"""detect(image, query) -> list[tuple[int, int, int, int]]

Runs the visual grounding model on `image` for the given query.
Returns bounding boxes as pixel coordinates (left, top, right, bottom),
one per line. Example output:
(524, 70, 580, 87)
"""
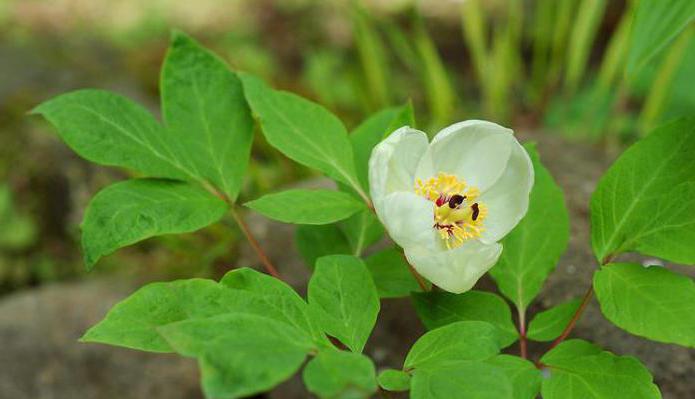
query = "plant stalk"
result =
(230, 207, 281, 279)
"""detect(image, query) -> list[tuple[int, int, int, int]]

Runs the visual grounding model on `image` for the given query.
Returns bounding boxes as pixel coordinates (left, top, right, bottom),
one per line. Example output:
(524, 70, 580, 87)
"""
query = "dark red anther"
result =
(435, 195, 447, 207)
(448, 194, 465, 208)
(471, 203, 480, 220)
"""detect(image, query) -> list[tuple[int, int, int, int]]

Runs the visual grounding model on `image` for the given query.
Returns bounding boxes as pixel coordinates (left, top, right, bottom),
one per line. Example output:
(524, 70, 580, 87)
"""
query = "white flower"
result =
(368, 120, 534, 293)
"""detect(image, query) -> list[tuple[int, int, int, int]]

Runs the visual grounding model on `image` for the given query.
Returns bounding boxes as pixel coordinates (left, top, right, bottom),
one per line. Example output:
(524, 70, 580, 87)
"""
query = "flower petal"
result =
(479, 140, 534, 244)
(368, 126, 429, 213)
(378, 191, 436, 250)
(405, 240, 503, 294)
(414, 120, 514, 192)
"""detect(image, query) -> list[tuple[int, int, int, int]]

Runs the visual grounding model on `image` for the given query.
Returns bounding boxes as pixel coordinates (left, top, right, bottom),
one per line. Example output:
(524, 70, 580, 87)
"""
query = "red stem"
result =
(230, 208, 281, 279)
(517, 307, 528, 359)
(548, 286, 594, 350)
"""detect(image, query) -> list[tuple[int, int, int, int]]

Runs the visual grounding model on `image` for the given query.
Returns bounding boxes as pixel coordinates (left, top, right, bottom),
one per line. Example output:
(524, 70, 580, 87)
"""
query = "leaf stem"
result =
(517, 307, 528, 359)
(547, 285, 593, 351)
(229, 207, 281, 279)
(399, 251, 429, 292)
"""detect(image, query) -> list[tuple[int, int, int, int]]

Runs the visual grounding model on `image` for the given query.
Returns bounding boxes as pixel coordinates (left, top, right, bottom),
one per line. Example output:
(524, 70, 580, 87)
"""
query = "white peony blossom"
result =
(368, 120, 534, 293)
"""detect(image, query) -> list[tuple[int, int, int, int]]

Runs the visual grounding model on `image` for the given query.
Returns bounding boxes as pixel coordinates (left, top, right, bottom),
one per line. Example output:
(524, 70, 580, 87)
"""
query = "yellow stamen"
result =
(414, 173, 487, 249)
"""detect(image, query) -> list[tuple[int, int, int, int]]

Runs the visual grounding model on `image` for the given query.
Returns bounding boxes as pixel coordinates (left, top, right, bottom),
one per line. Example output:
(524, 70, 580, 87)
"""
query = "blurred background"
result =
(1, 0, 694, 398)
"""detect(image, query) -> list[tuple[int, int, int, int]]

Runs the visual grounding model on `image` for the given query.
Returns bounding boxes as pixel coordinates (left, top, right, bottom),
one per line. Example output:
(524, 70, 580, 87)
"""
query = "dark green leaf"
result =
(302, 349, 377, 399)
(339, 210, 384, 256)
(377, 369, 410, 392)
(593, 262, 695, 347)
(295, 224, 352, 268)
(81, 179, 227, 268)
(159, 313, 314, 399)
(161, 31, 254, 200)
(527, 298, 582, 342)
(412, 291, 517, 348)
(541, 339, 661, 399)
(591, 118, 695, 264)
(308, 255, 380, 352)
(490, 143, 569, 310)
(240, 73, 366, 199)
(410, 361, 513, 399)
(486, 355, 541, 399)
(245, 189, 364, 225)
(365, 248, 423, 298)
(404, 321, 501, 370)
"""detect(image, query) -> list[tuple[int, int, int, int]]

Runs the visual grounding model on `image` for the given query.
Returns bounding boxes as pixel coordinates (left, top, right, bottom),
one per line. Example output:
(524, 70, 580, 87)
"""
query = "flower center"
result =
(415, 173, 487, 249)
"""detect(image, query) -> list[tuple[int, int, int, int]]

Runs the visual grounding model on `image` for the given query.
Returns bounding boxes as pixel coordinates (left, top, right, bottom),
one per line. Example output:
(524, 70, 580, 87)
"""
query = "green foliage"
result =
(591, 117, 695, 264)
(0, 184, 37, 250)
(365, 247, 423, 298)
(594, 263, 695, 348)
(541, 340, 661, 398)
(527, 298, 581, 342)
(404, 321, 501, 369)
(487, 355, 541, 399)
(627, 0, 695, 76)
(239, 73, 367, 200)
(410, 361, 513, 399)
(296, 224, 352, 268)
(81, 179, 227, 268)
(377, 369, 411, 392)
(161, 31, 254, 200)
(490, 143, 569, 311)
(308, 255, 380, 352)
(245, 189, 365, 225)
(340, 210, 384, 256)
(302, 349, 377, 399)
(412, 291, 517, 348)
(159, 313, 314, 399)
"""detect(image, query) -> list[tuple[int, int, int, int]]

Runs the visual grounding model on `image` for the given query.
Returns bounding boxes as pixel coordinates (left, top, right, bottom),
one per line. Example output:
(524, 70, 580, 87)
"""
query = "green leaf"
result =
(593, 262, 695, 347)
(308, 255, 380, 352)
(32, 89, 191, 181)
(302, 349, 377, 399)
(527, 298, 582, 342)
(339, 210, 384, 256)
(412, 291, 518, 348)
(81, 179, 227, 268)
(591, 118, 695, 264)
(240, 73, 366, 199)
(81, 278, 239, 352)
(220, 267, 330, 347)
(541, 339, 661, 399)
(365, 247, 423, 298)
(486, 355, 541, 399)
(377, 369, 410, 392)
(296, 224, 352, 268)
(350, 104, 415, 190)
(161, 31, 254, 201)
(490, 143, 569, 310)
(245, 189, 364, 225)
(627, 0, 695, 76)
(404, 321, 501, 370)
(159, 313, 314, 399)
(410, 361, 513, 399)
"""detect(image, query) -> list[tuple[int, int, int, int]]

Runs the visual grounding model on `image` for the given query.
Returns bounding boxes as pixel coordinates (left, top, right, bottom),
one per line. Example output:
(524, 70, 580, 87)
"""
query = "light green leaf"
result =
(527, 298, 582, 342)
(412, 291, 518, 348)
(404, 321, 501, 370)
(410, 361, 513, 399)
(161, 31, 254, 200)
(240, 73, 366, 199)
(221, 267, 330, 347)
(159, 313, 314, 399)
(377, 369, 410, 392)
(350, 104, 415, 190)
(490, 143, 569, 310)
(591, 118, 695, 264)
(302, 349, 377, 399)
(541, 339, 661, 399)
(295, 224, 352, 268)
(308, 255, 380, 352)
(365, 247, 423, 298)
(339, 210, 384, 256)
(627, 0, 695, 75)
(593, 262, 695, 347)
(245, 189, 364, 225)
(486, 355, 541, 399)
(32, 89, 191, 181)
(81, 278, 239, 352)
(81, 179, 227, 268)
